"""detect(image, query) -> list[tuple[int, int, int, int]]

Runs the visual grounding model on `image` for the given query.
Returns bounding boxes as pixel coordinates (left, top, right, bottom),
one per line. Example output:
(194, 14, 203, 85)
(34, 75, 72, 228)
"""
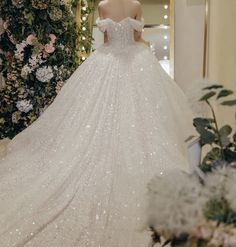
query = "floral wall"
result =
(0, 0, 82, 139)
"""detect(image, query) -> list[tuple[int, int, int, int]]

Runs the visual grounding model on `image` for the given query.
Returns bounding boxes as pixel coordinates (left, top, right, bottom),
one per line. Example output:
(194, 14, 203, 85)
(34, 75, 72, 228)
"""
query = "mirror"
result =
(92, 0, 174, 77)
(140, 0, 173, 77)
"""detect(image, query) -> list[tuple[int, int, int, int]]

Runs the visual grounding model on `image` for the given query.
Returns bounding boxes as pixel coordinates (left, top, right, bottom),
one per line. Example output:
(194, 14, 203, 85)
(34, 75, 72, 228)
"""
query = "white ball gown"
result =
(0, 17, 197, 246)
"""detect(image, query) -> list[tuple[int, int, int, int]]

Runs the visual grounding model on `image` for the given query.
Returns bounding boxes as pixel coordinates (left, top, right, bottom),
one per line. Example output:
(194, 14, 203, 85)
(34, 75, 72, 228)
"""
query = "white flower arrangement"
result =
(147, 165, 236, 246)
(16, 99, 33, 113)
(14, 41, 27, 61)
(147, 170, 209, 236)
(0, 0, 80, 138)
(29, 55, 39, 68)
(36, 65, 54, 82)
(21, 65, 32, 78)
(205, 165, 236, 211)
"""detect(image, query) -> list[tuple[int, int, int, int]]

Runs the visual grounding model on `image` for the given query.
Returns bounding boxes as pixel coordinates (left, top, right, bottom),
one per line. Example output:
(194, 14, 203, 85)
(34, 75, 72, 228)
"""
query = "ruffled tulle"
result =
(96, 17, 144, 32)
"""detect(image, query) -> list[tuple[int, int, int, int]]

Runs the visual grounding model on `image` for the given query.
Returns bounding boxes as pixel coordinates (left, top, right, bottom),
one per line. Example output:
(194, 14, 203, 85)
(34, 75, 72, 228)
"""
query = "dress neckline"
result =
(97, 16, 143, 25)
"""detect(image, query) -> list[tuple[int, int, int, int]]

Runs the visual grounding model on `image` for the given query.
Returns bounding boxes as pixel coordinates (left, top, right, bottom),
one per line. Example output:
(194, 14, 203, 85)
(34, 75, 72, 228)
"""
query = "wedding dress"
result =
(0, 17, 197, 247)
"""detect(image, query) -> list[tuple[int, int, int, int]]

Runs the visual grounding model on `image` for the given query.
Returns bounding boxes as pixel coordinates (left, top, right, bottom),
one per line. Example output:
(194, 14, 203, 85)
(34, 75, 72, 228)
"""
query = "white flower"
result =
(21, 65, 32, 78)
(14, 41, 27, 61)
(15, 42, 27, 53)
(206, 166, 236, 212)
(16, 100, 33, 113)
(28, 54, 44, 69)
(36, 66, 54, 82)
(29, 55, 38, 68)
(14, 51, 24, 61)
(147, 166, 236, 241)
(147, 170, 210, 236)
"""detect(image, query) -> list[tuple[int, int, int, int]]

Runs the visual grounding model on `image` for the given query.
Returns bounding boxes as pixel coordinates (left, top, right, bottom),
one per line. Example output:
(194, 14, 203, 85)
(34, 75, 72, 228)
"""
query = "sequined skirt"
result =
(0, 42, 197, 246)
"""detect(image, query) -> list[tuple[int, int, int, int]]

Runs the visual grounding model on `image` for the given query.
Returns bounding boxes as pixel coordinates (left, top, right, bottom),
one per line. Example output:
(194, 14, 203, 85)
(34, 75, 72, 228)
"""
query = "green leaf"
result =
(220, 136, 231, 147)
(224, 149, 236, 163)
(203, 84, 223, 90)
(219, 125, 232, 147)
(202, 148, 222, 167)
(194, 117, 214, 127)
(219, 125, 233, 136)
(203, 197, 231, 223)
(217, 89, 234, 99)
(221, 99, 236, 106)
(200, 91, 216, 101)
(38, 11, 47, 20)
(196, 126, 216, 145)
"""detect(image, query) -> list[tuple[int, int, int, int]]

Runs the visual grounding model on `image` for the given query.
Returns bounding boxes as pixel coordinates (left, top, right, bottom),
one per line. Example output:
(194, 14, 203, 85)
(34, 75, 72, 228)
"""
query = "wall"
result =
(207, 0, 236, 126)
(174, 0, 206, 92)
(140, 0, 169, 25)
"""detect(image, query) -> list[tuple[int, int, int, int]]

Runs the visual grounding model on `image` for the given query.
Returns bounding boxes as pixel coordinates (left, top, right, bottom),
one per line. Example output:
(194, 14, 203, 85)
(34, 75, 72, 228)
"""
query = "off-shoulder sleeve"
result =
(129, 17, 145, 32)
(96, 17, 108, 33)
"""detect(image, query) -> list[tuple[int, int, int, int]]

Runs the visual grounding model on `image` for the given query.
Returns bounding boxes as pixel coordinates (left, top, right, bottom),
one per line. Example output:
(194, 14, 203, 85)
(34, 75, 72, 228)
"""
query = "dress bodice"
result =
(96, 17, 144, 48)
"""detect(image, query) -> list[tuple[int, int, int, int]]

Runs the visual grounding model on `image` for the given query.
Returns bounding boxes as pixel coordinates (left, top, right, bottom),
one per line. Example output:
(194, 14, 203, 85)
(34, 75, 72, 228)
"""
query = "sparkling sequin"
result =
(0, 16, 197, 247)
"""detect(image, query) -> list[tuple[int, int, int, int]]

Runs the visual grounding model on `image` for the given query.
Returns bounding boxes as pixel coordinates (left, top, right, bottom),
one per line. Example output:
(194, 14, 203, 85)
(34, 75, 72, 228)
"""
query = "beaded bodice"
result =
(96, 17, 144, 48)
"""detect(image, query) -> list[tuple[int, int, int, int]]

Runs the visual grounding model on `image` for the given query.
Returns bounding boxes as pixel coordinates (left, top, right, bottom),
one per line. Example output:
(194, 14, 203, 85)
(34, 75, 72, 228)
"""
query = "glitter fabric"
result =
(0, 17, 197, 246)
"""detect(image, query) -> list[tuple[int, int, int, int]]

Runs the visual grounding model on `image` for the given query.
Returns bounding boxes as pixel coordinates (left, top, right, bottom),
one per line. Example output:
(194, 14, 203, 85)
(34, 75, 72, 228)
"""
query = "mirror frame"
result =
(203, 0, 210, 78)
(170, 0, 174, 78)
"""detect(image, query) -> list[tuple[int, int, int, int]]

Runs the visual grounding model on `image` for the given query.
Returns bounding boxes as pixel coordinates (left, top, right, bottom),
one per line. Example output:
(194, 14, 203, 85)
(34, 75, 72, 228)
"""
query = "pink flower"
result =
(44, 43, 55, 54)
(42, 51, 49, 58)
(210, 227, 227, 246)
(198, 225, 214, 240)
(49, 34, 57, 44)
(26, 34, 37, 45)
(191, 220, 217, 241)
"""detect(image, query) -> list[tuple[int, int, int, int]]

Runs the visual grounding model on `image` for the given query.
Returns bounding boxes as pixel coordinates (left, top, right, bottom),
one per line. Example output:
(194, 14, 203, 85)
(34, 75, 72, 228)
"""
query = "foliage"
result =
(149, 85, 236, 246)
(203, 197, 236, 225)
(149, 169, 236, 246)
(0, 0, 81, 139)
(193, 85, 236, 172)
